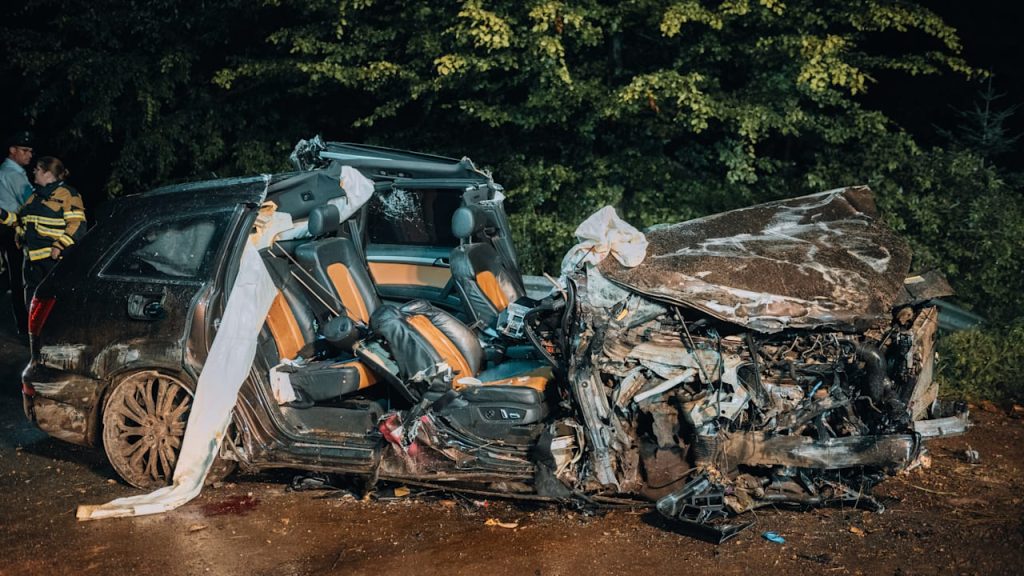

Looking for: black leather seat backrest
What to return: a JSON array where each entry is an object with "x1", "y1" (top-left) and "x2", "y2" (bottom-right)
[
  {"x1": 449, "y1": 206, "x2": 525, "y2": 326},
  {"x1": 371, "y1": 299, "x2": 484, "y2": 384},
  {"x1": 296, "y1": 205, "x2": 381, "y2": 325},
  {"x1": 264, "y1": 271, "x2": 319, "y2": 361}
]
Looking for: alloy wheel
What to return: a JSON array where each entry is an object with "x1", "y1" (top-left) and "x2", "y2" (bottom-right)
[{"x1": 102, "y1": 370, "x2": 191, "y2": 489}]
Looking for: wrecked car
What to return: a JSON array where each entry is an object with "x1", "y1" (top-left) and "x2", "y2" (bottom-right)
[{"x1": 22, "y1": 138, "x2": 967, "y2": 538}]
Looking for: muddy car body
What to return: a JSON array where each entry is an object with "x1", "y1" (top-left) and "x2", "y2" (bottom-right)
[{"x1": 22, "y1": 139, "x2": 966, "y2": 539}]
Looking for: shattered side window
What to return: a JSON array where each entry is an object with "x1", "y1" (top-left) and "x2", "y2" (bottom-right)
[
  {"x1": 103, "y1": 213, "x2": 230, "y2": 281},
  {"x1": 367, "y1": 187, "x2": 461, "y2": 247}
]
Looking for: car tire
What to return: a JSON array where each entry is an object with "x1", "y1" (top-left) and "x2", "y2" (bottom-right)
[{"x1": 101, "y1": 369, "x2": 236, "y2": 489}]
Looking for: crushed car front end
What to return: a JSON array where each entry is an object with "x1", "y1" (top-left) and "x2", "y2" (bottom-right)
[{"x1": 556, "y1": 186, "x2": 969, "y2": 540}]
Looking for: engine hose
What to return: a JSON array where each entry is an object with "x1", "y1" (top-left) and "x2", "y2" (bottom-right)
[{"x1": 856, "y1": 344, "x2": 886, "y2": 403}]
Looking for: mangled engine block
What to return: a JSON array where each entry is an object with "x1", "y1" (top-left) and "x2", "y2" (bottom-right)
[{"x1": 567, "y1": 270, "x2": 944, "y2": 528}]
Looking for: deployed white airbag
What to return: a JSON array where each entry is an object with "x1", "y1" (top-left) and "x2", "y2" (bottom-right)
[
  {"x1": 327, "y1": 165, "x2": 374, "y2": 223},
  {"x1": 560, "y1": 206, "x2": 647, "y2": 275}
]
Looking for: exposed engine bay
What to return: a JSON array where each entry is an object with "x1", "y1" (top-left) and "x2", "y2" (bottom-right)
[{"x1": 540, "y1": 187, "x2": 967, "y2": 541}]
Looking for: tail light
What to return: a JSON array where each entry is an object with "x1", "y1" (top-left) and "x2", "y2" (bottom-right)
[{"x1": 28, "y1": 296, "x2": 56, "y2": 337}]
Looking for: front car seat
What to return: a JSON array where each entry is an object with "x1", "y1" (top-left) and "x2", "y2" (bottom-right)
[
  {"x1": 449, "y1": 205, "x2": 526, "y2": 327},
  {"x1": 363, "y1": 300, "x2": 550, "y2": 441}
]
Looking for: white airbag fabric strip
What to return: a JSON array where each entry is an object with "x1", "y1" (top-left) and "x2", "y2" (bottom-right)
[{"x1": 76, "y1": 209, "x2": 291, "y2": 520}]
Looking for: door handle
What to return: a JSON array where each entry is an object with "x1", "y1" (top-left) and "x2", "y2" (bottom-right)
[
  {"x1": 127, "y1": 293, "x2": 166, "y2": 321},
  {"x1": 143, "y1": 301, "x2": 165, "y2": 319}
]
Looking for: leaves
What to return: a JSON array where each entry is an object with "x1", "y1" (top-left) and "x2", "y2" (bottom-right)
[{"x1": 6, "y1": 0, "x2": 1020, "y2": 326}]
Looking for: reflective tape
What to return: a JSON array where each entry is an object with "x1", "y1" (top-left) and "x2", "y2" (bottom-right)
[
  {"x1": 34, "y1": 224, "x2": 65, "y2": 240},
  {"x1": 28, "y1": 247, "x2": 52, "y2": 261},
  {"x1": 21, "y1": 215, "x2": 65, "y2": 227}
]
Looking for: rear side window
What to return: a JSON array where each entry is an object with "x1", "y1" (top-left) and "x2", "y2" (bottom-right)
[
  {"x1": 102, "y1": 212, "x2": 231, "y2": 281},
  {"x1": 367, "y1": 187, "x2": 461, "y2": 247}
]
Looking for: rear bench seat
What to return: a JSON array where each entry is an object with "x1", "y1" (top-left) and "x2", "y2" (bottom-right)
[{"x1": 261, "y1": 205, "x2": 382, "y2": 405}]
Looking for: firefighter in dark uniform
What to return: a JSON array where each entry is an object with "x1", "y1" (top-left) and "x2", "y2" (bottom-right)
[{"x1": 0, "y1": 156, "x2": 86, "y2": 307}]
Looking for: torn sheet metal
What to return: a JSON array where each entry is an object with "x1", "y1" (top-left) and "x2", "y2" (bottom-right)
[
  {"x1": 913, "y1": 408, "x2": 971, "y2": 438},
  {"x1": 714, "y1": 431, "x2": 919, "y2": 470},
  {"x1": 598, "y1": 186, "x2": 913, "y2": 333},
  {"x1": 77, "y1": 209, "x2": 291, "y2": 521}
]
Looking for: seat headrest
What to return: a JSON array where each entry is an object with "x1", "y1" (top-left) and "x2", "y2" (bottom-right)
[
  {"x1": 452, "y1": 205, "x2": 486, "y2": 240},
  {"x1": 308, "y1": 204, "x2": 342, "y2": 237}
]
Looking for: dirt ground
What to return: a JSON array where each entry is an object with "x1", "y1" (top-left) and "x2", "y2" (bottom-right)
[{"x1": 1, "y1": 296, "x2": 1022, "y2": 576}]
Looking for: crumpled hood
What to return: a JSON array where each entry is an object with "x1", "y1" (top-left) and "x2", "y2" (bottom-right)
[{"x1": 598, "y1": 186, "x2": 913, "y2": 333}]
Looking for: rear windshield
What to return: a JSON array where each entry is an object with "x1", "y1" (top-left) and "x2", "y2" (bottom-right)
[{"x1": 366, "y1": 187, "x2": 461, "y2": 247}]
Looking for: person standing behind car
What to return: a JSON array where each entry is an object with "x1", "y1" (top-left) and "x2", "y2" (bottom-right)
[
  {"x1": 0, "y1": 156, "x2": 87, "y2": 308},
  {"x1": 0, "y1": 130, "x2": 34, "y2": 333}
]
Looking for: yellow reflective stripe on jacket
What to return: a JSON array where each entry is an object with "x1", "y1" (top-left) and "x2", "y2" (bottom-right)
[
  {"x1": 64, "y1": 210, "x2": 86, "y2": 222},
  {"x1": 1, "y1": 211, "x2": 15, "y2": 227},
  {"x1": 34, "y1": 224, "x2": 66, "y2": 240},
  {"x1": 28, "y1": 247, "x2": 52, "y2": 261},
  {"x1": 57, "y1": 234, "x2": 75, "y2": 248},
  {"x1": 21, "y1": 214, "x2": 67, "y2": 227}
]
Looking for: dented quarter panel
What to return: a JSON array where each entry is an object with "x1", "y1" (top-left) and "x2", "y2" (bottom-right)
[
  {"x1": 39, "y1": 344, "x2": 87, "y2": 371},
  {"x1": 90, "y1": 341, "x2": 184, "y2": 381},
  {"x1": 22, "y1": 363, "x2": 103, "y2": 446},
  {"x1": 31, "y1": 397, "x2": 91, "y2": 446}
]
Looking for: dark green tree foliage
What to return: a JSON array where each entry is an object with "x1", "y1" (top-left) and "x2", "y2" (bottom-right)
[
  {"x1": 4, "y1": 1, "x2": 1022, "y2": 323},
  {"x1": 217, "y1": 0, "x2": 977, "y2": 272},
  {"x1": 938, "y1": 80, "x2": 1022, "y2": 165},
  {"x1": 939, "y1": 322, "x2": 1024, "y2": 403},
  {"x1": 1, "y1": 0, "x2": 310, "y2": 197}
]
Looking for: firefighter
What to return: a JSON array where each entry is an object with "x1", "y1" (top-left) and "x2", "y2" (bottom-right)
[{"x1": 0, "y1": 156, "x2": 86, "y2": 309}]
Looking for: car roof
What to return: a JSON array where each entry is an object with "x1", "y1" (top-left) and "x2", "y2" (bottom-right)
[
  {"x1": 105, "y1": 142, "x2": 497, "y2": 222},
  {"x1": 304, "y1": 140, "x2": 493, "y2": 182}
]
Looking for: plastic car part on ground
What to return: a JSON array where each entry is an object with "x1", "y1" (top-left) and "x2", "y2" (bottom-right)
[{"x1": 76, "y1": 205, "x2": 292, "y2": 520}]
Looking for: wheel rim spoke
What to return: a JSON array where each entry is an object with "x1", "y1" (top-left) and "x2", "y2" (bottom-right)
[
  {"x1": 168, "y1": 419, "x2": 186, "y2": 435},
  {"x1": 155, "y1": 377, "x2": 174, "y2": 417},
  {"x1": 116, "y1": 425, "x2": 146, "y2": 441},
  {"x1": 121, "y1": 393, "x2": 149, "y2": 424},
  {"x1": 169, "y1": 394, "x2": 192, "y2": 420},
  {"x1": 124, "y1": 437, "x2": 148, "y2": 458},
  {"x1": 145, "y1": 444, "x2": 160, "y2": 480},
  {"x1": 128, "y1": 438, "x2": 150, "y2": 471},
  {"x1": 157, "y1": 443, "x2": 174, "y2": 479},
  {"x1": 141, "y1": 377, "x2": 156, "y2": 415}
]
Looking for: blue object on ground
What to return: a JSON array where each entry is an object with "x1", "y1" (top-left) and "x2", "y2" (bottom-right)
[{"x1": 762, "y1": 531, "x2": 785, "y2": 544}]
